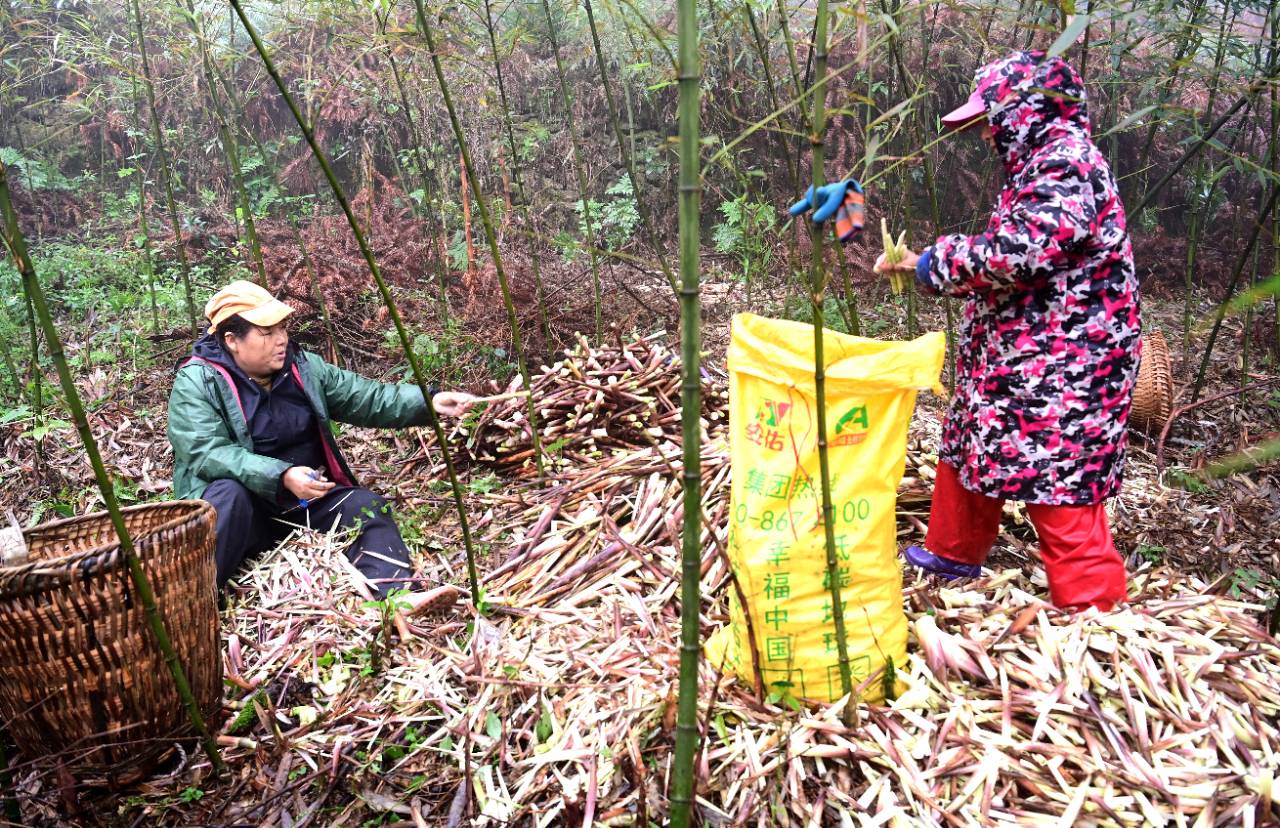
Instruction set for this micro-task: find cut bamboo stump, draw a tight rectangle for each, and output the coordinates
[0,501,223,782]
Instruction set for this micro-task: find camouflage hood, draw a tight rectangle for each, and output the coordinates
[973,50,1092,175]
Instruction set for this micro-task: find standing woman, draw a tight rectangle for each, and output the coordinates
[875,50,1141,611]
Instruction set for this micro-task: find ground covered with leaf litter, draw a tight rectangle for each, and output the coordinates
[6,326,1279,827]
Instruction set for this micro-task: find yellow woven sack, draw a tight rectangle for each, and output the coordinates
[707,313,945,704]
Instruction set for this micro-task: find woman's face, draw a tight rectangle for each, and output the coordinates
[981,123,996,152]
[224,323,289,379]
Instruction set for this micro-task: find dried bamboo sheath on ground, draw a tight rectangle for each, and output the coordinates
[10,338,1279,826]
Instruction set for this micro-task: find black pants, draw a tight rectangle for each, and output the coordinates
[202,479,417,597]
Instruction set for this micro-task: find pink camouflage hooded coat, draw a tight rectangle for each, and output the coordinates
[915,50,1141,505]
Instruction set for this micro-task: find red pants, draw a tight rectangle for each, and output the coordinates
[924,462,1127,611]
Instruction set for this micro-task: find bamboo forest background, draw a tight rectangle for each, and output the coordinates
[2,0,1277,357]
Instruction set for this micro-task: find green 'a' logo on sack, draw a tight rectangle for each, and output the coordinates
[832,405,869,446]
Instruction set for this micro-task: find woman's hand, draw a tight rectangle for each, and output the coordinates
[874,248,920,273]
[432,391,478,418]
[283,466,335,501]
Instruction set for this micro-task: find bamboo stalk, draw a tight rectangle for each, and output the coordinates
[742,2,802,273]
[1129,0,1208,204]
[582,0,678,297]
[383,46,451,322]
[229,0,483,600]
[289,210,342,367]
[1271,1,1280,357]
[804,0,854,710]
[129,0,197,332]
[0,159,224,775]
[667,0,702,817]
[0,310,22,404]
[478,0,551,346]
[179,0,268,286]
[1131,55,1277,219]
[540,0,605,342]
[409,0,546,481]
[200,56,345,363]
[1191,183,1280,402]
[126,72,160,333]
[22,288,44,476]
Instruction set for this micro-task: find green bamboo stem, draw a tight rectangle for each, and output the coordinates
[540,0,604,342]
[229,0,482,600]
[1270,1,1279,357]
[201,57,346,362]
[291,211,343,367]
[775,0,812,297]
[127,73,160,334]
[834,246,860,335]
[743,3,801,192]
[667,0,702,815]
[383,50,453,325]
[582,0,678,297]
[883,1,919,336]
[742,2,802,276]
[910,1,953,385]
[0,314,22,404]
[23,288,44,474]
[409,0,546,481]
[1129,0,1208,203]
[1131,62,1277,218]
[479,0,551,346]
[134,165,160,333]
[182,0,266,285]
[0,159,224,776]
[129,0,197,332]
[1191,184,1280,402]
[1242,241,1262,404]
[805,0,854,708]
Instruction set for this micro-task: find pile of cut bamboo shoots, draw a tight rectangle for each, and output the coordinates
[32,337,1277,827]
[457,332,728,469]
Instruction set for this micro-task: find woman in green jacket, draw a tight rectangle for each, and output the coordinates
[168,280,473,613]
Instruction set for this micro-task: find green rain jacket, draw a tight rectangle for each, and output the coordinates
[167,345,435,501]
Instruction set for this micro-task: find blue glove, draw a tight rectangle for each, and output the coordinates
[788,179,865,243]
[298,467,327,509]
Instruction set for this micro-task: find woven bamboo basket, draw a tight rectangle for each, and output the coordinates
[0,500,222,781]
[1132,330,1174,433]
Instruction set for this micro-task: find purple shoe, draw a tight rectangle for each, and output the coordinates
[903,545,982,580]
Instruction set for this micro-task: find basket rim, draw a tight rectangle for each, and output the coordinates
[0,500,213,588]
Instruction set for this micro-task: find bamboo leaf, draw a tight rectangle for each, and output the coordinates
[1047,13,1090,58]
[1098,104,1158,137]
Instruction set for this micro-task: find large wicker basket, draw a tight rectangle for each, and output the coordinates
[0,500,222,781]
[1131,331,1174,433]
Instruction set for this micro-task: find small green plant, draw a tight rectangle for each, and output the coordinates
[178,786,204,803]
[1136,544,1166,565]
[1168,469,1210,493]
[712,192,775,293]
[764,680,802,712]
[361,588,414,676]
[0,147,78,192]
[1228,568,1280,607]
[573,176,640,253]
